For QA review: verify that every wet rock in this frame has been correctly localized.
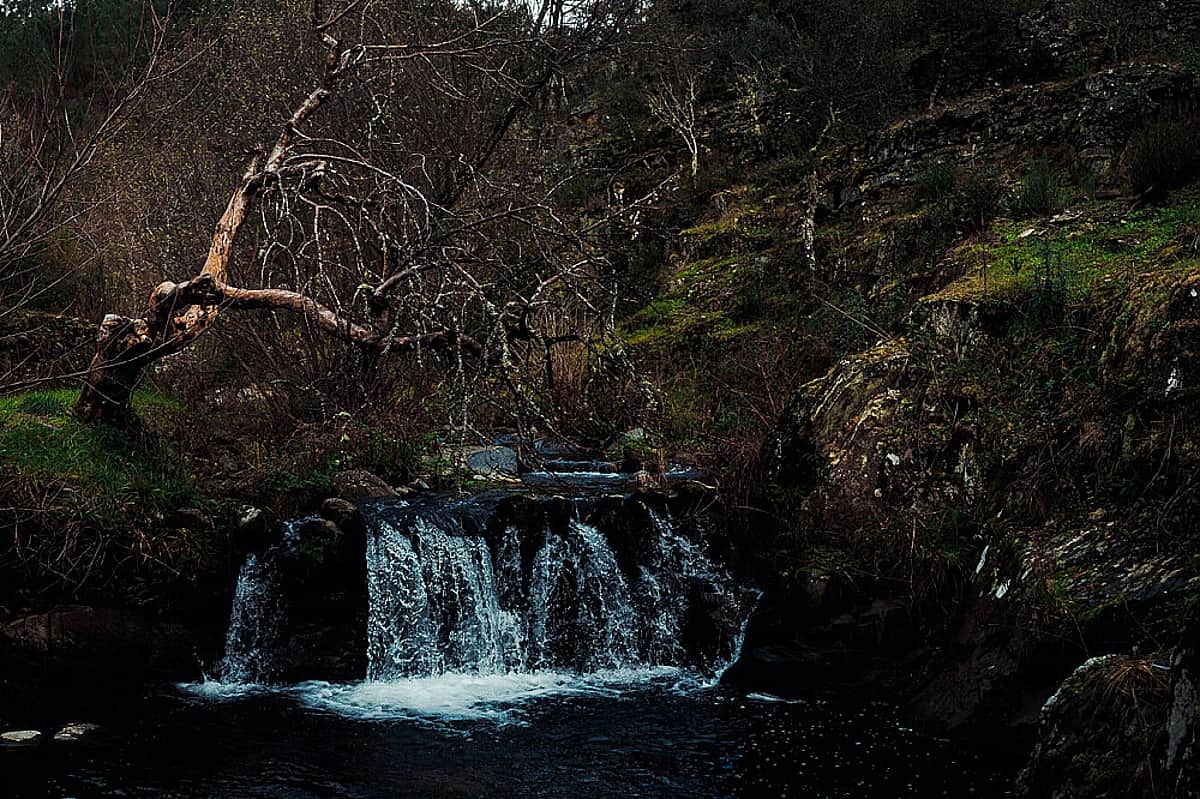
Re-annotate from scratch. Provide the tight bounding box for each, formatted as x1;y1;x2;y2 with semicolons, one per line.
1168;619;1200;796
331;469;396;500
237;504;265;533
293;518;355;578
1;730;42;747
461;446;518;477
53;722;103;744
321;498;363;537
721;642;832;697
234;504;279;553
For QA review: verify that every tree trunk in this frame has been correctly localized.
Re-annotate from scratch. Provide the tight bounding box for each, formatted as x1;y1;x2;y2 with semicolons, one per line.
72;171;259;427
75;315;157;426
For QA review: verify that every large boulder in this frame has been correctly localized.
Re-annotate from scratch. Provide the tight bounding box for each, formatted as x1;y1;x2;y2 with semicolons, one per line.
330;469;396;500
768;340;912;532
463;446;519;477
1018;654;1171;798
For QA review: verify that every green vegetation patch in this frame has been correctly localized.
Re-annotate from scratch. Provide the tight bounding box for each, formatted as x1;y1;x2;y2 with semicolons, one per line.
0;389;200;527
926;184;1200;307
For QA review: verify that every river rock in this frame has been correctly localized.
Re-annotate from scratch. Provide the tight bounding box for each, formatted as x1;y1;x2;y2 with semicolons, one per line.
237;504;265;533
463;446;518;477
331;469;396;500
321;498;363;535
1;730;42;747
53;722;103;743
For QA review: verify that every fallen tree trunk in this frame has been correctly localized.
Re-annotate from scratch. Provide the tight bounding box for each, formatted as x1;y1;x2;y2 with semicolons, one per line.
75;44;343;426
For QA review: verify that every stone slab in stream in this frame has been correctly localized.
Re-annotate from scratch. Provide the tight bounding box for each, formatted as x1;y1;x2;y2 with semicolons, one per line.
53;723;103;744
1;730;42;747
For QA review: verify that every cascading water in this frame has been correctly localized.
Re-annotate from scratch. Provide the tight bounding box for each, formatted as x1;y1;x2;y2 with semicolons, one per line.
366;516;514;677
362;501;750;680
217;518;308;683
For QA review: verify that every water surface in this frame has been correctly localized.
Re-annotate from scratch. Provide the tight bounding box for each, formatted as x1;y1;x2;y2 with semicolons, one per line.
5;673;1013;798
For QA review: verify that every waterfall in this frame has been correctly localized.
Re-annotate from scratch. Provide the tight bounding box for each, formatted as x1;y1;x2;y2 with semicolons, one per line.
217;519;304;683
367;516;514;678
362;500;749;678
217;495;754;686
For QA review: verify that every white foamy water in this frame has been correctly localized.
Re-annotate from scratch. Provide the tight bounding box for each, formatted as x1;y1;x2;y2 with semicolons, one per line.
180;666;687;726
178;680;271;701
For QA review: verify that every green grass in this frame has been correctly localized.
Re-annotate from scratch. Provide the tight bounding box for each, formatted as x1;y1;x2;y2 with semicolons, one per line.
926;184;1200;307
0;389;199;526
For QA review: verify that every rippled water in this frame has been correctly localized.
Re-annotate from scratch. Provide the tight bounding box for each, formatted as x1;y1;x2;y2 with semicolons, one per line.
4;673;1014;798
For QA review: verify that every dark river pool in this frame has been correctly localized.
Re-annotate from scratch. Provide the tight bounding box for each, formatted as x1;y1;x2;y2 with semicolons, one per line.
4;670;1013;798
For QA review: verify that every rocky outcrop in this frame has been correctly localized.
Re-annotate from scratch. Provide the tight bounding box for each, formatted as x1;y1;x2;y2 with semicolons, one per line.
1102;266;1200;402
1020;0;1200;77
826;63;1197;205
769;340;913;533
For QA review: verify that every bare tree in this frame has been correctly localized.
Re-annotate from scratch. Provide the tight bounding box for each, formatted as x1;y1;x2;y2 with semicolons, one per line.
647;74;700;178
73;0;642;427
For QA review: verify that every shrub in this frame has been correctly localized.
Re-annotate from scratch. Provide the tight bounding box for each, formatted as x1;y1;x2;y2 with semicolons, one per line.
924;165;1004;234
1125;118;1200;200
917;160;961;203
953;167;1005;231
1010;157;1065;218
